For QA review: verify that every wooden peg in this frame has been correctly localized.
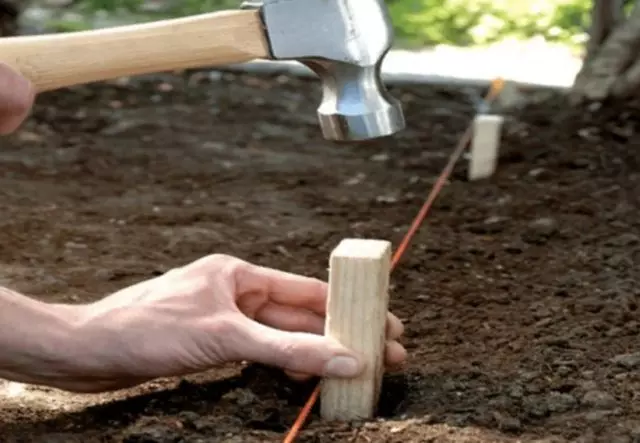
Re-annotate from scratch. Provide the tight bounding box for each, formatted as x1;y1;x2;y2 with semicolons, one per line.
320;238;392;421
468;114;504;181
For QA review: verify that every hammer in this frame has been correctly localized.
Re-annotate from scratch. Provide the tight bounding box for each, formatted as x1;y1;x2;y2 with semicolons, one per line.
0;0;405;141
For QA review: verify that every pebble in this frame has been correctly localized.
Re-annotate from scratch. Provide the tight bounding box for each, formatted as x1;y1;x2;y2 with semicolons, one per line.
221;388;257;406
370;153;389;162
556;365;573;376
520;371;540;382
523;395;549;418
606;327;624;337
488;395;513;409
580;380;598;391
528;167;550;178
610;352;640;369
493;411;522;432
581;390;618;409
574;432;596;443
531;217;558;233
581;370;595;379
584;410;615;422
509;384;524;399
468;216;510;234
523;217;558;244
605;233;639;247
546;391;577;413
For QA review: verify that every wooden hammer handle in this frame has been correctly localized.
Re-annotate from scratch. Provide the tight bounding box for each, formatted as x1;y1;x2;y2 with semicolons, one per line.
0;10;270;92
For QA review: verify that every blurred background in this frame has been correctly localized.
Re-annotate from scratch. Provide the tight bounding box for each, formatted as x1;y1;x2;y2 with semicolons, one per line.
4;0;594;50
1;0;637;99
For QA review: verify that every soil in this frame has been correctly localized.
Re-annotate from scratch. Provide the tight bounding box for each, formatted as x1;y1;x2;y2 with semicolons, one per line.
0;71;639;443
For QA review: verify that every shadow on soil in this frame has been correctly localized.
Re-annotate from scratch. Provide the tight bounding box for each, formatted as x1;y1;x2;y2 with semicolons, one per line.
2;365;564;441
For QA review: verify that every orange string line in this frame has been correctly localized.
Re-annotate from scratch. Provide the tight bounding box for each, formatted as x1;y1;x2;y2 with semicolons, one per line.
282;78;505;443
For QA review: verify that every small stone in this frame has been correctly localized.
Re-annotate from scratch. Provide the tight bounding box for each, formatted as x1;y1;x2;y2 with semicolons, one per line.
584;410;613;422
370;153;389;162
468;216;510;234
557;366;572;376
581;390;617;409
579;296;605;313
523;217;558;244
605;233;639;247
610;352;640;369
523;395;549;418
581;370;595;379
606;327;624;337
489;395;513;409
375;194;399;204
221;388;257;406
546;391;577;413
580;380;598;391
574;432;597;443
529;437;568;443
528;167;550;178
509;385;524;399
520;371;541;382
531;217;557;233
493;411;522;432
177;411;200;425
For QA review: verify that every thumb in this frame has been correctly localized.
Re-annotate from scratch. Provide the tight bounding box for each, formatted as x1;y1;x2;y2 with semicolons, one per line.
233;317;364;378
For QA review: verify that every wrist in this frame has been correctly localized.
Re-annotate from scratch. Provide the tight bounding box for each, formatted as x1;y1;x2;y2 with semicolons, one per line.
0;288;90;387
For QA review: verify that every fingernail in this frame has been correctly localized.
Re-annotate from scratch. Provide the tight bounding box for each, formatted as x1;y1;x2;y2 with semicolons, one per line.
324;356;361;377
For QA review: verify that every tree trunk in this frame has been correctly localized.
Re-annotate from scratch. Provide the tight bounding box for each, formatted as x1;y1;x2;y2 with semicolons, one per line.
0;0;21;36
571;0;640;103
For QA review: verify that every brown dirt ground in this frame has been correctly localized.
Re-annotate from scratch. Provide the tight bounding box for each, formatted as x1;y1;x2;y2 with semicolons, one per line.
0;71;639;443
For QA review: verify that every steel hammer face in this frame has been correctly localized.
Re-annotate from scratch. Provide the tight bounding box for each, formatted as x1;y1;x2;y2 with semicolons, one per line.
242;0;406;142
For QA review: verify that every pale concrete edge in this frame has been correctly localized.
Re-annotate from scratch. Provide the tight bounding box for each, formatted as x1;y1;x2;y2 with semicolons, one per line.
218;60;571;91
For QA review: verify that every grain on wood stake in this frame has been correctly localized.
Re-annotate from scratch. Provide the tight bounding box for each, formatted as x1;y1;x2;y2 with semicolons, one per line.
468;114;504;181
320;238;392;421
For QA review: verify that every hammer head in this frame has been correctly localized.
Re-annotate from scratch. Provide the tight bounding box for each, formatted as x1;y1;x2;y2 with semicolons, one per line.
242;0;406;142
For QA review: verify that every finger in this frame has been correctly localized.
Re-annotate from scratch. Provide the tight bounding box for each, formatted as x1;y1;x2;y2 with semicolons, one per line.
256;302;401;340
0;63;34;135
387;312;404;340
283;339;407;382
235;263;328;315
254;302;325;335
232;317;364;378
232;260;404;335
385;340;407;367
49;377;148;393
285;370;313;382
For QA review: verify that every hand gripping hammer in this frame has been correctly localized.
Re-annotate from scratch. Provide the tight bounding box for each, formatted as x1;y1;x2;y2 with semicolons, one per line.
0;0;405;141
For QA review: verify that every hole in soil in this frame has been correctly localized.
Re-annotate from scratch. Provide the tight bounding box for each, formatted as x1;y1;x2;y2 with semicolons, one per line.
377;373;410;417
242;365;409;420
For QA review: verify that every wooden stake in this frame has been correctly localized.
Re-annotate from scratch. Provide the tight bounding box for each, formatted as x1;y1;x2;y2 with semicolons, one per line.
468;114;504;181
320;238;392;421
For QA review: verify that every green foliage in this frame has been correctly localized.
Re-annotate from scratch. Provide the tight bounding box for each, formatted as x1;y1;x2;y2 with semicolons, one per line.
50;0;595;47
387;0;592;47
